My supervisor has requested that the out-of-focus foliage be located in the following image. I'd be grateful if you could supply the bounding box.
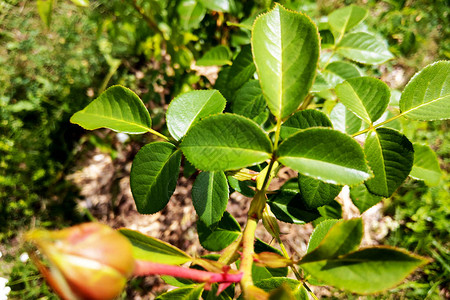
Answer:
[0,0,103,241]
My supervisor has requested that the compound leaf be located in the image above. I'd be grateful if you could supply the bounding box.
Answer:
[71,85,152,134]
[181,114,272,171]
[130,142,181,214]
[252,4,320,119]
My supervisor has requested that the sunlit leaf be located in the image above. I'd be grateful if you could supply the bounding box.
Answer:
[71,85,152,134]
[399,61,450,120]
[252,4,320,119]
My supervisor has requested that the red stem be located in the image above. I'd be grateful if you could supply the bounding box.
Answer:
[133,260,243,284]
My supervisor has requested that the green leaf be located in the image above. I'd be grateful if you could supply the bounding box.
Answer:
[177,0,206,30]
[328,5,368,40]
[192,171,229,227]
[335,77,390,124]
[196,45,231,66]
[312,200,342,226]
[181,114,272,171]
[161,276,194,287]
[267,190,321,224]
[130,142,181,214]
[298,174,342,209]
[119,229,191,265]
[227,176,255,197]
[197,211,241,251]
[350,184,382,213]
[300,247,429,294]
[252,4,320,119]
[70,85,152,134]
[254,239,289,278]
[280,109,332,139]
[278,128,371,185]
[70,0,89,6]
[255,278,308,300]
[399,61,450,121]
[37,0,53,28]
[311,72,331,93]
[198,0,232,12]
[156,285,204,299]
[302,218,363,263]
[329,103,362,135]
[219,45,256,101]
[321,61,362,89]
[337,32,394,65]
[410,143,442,186]
[232,80,266,120]
[364,128,414,197]
[307,219,339,253]
[166,90,226,141]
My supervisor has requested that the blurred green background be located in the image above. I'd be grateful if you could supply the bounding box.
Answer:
[0,0,448,299]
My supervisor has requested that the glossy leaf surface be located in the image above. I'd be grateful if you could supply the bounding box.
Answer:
[399,61,450,120]
[181,114,272,171]
[197,212,241,251]
[298,174,342,209]
[335,77,390,124]
[337,32,394,65]
[130,142,181,214]
[196,45,231,66]
[280,109,332,139]
[330,103,362,135]
[156,285,204,299]
[307,219,339,253]
[300,247,428,294]
[410,143,442,186]
[192,171,229,227]
[328,5,368,39]
[255,278,308,300]
[350,184,382,213]
[364,128,414,197]
[177,0,206,30]
[119,229,191,265]
[278,128,371,185]
[252,4,320,119]
[71,85,152,134]
[321,61,361,89]
[267,190,320,224]
[302,218,363,263]
[166,90,226,141]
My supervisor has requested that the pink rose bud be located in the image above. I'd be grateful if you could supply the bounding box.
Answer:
[26,223,134,300]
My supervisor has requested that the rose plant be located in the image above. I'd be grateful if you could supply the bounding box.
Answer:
[28,3,449,299]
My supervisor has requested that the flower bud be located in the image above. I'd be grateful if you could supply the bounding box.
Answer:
[26,223,134,300]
